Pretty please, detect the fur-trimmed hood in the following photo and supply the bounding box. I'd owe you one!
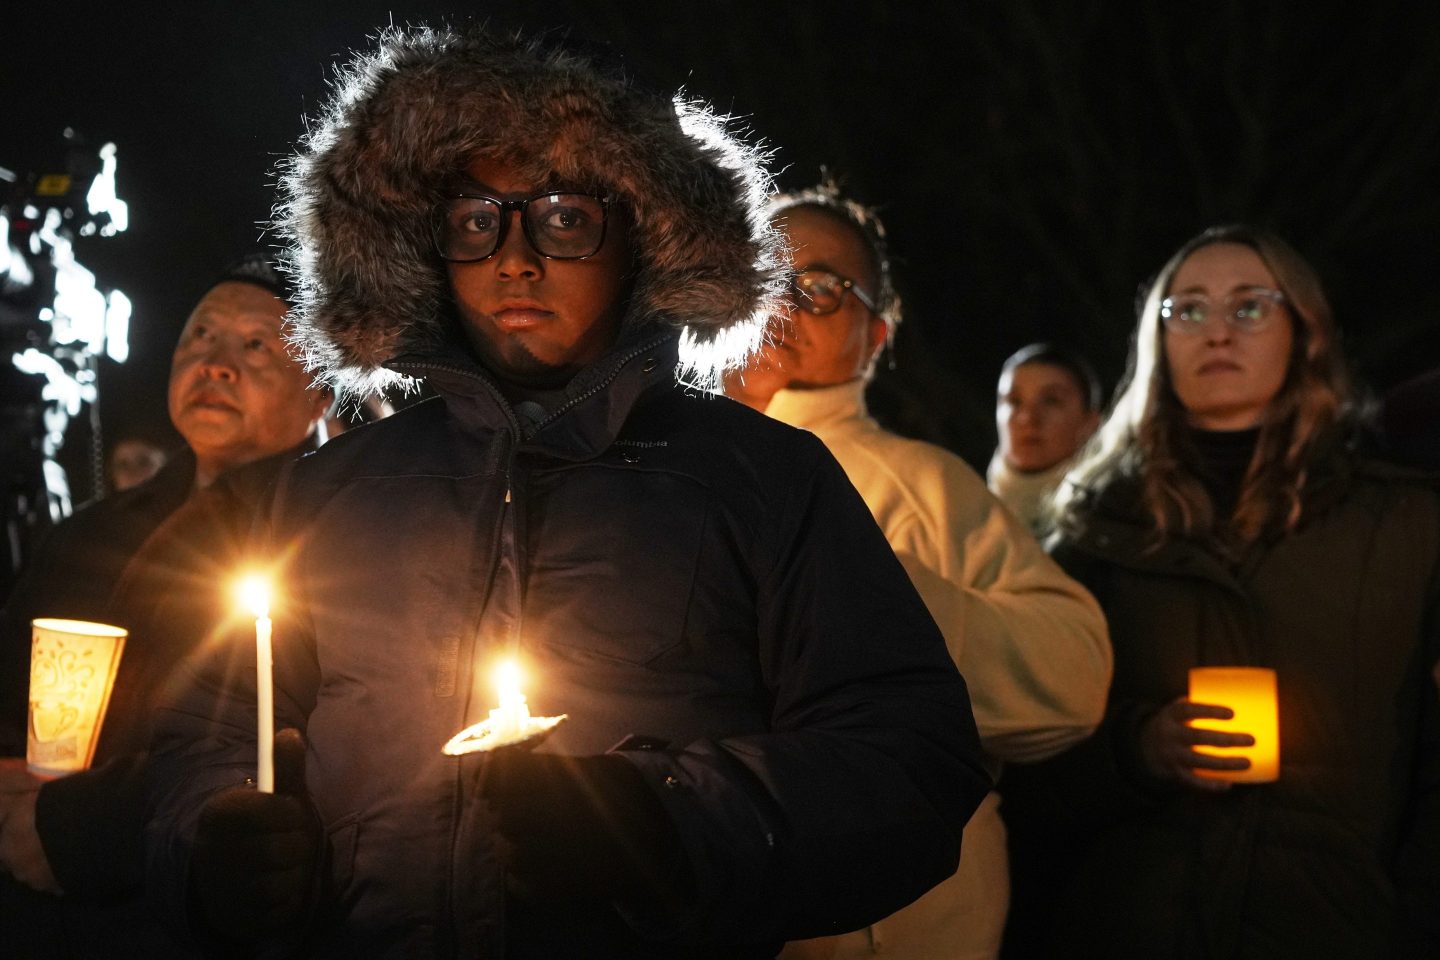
[275,25,787,397]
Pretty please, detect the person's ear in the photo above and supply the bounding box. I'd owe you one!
[865,316,888,366]
[310,385,336,424]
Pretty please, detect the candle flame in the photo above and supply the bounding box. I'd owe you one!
[493,658,525,705]
[237,575,271,620]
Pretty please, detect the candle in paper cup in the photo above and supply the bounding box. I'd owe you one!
[238,576,274,793]
[27,619,127,777]
[442,657,566,756]
[1188,666,1280,783]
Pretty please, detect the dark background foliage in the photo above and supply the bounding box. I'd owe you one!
[5,1,1437,493]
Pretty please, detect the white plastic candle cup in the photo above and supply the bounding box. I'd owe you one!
[27,618,127,777]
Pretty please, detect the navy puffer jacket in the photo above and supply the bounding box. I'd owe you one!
[148,333,988,958]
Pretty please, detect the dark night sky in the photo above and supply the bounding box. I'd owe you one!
[5,1,1439,498]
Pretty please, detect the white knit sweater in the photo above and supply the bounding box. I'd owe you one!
[985,451,1070,536]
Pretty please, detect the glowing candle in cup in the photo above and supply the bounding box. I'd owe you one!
[237,576,274,793]
[1188,667,1280,783]
[27,619,128,778]
[442,656,566,756]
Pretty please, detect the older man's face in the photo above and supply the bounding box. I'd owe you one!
[167,281,328,485]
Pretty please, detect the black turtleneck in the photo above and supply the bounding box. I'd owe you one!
[1182,425,1261,521]
[473,361,572,438]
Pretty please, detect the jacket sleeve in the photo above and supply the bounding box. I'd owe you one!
[998,536,1174,843]
[35,753,149,898]
[0,560,45,755]
[1393,532,1440,953]
[619,436,990,944]
[886,462,1111,764]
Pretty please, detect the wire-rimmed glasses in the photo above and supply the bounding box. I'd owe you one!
[1160,287,1287,335]
[784,268,879,315]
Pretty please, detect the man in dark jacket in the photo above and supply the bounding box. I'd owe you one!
[0,256,331,957]
[146,26,990,960]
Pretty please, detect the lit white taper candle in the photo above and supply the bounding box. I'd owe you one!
[238,576,274,793]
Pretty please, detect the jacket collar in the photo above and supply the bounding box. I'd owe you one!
[1064,476,1245,591]
[986,450,1070,530]
[386,330,681,462]
[103,446,197,521]
[208,439,319,503]
[762,379,871,432]
[985,450,1069,500]
[104,438,313,525]
[1067,446,1362,592]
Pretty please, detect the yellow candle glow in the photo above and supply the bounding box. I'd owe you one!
[237,575,274,793]
[1188,667,1280,783]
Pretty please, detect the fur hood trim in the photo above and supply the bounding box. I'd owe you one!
[275,25,787,397]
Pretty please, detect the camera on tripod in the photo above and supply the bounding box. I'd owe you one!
[2,128,130,597]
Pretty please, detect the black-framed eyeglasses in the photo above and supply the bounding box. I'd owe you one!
[431,192,611,262]
[1159,287,1287,335]
[785,268,878,316]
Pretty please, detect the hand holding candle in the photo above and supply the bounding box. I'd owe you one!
[237,576,274,793]
[1188,667,1280,783]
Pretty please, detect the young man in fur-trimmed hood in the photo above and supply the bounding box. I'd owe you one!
[146,26,988,959]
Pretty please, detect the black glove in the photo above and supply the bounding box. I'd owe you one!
[479,749,690,906]
[189,728,320,944]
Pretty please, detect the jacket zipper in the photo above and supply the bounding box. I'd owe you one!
[391,337,669,955]
[430,419,518,960]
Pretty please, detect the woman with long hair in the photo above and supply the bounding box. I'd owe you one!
[1002,225,1440,959]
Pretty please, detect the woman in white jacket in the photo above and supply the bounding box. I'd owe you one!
[727,182,1113,960]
